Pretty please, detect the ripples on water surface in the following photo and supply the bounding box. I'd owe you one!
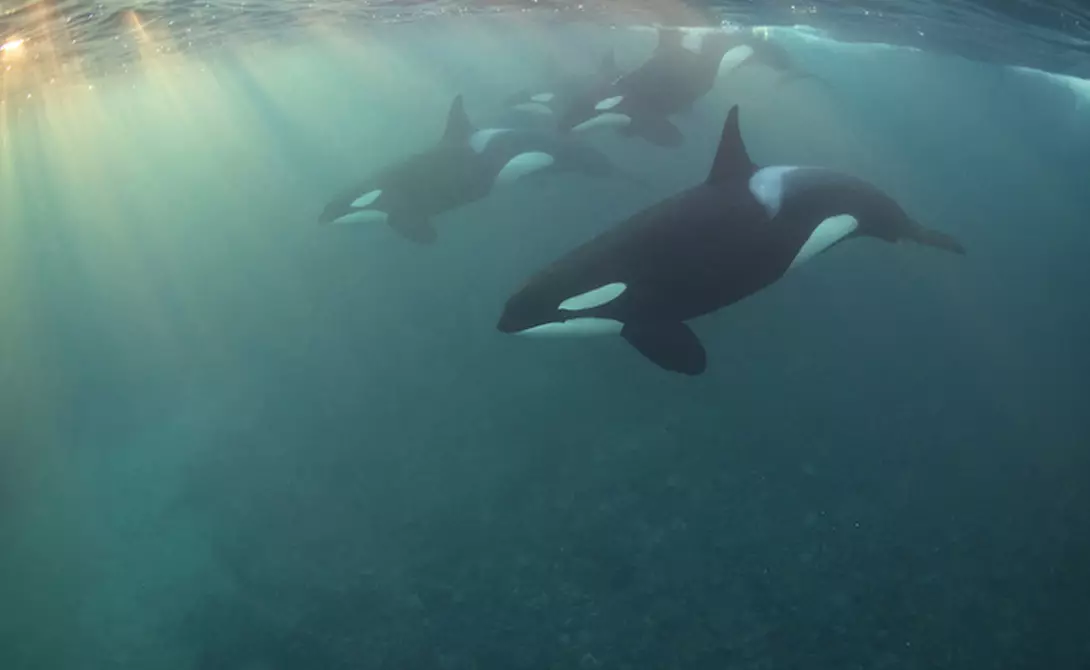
[1,0,1089,97]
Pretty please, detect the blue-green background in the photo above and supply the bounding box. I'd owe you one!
[1,17,1087,669]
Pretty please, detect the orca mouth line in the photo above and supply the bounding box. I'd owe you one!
[318,200,352,224]
[318,210,353,225]
[496,314,530,334]
[497,308,562,334]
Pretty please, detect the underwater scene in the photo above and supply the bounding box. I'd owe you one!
[1,0,1089,668]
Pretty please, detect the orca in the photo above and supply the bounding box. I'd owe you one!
[505,48,621,121]
[319,95,642,245]
[496,105,966,375]
[716,29,832,91]
[317,95,491,244]
[557,27,733,147]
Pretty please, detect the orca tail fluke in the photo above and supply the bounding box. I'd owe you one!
[909,225,967,256]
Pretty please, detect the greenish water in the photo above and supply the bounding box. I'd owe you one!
[1,15,1088,670]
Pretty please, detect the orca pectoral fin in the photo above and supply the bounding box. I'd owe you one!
[908,225,966,256]
[621,322,707,375]
[626,116,684,147]
[388,214,437,245]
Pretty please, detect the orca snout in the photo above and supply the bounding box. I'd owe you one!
[497,290,553,335]
[496,307,520,334]
[317,203,340,225]
[318,193,355,224]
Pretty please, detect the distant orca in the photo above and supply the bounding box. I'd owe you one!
[319,95,642,245]
[557,27,733,147]
[472,124,651,191]
[505,49,621,120]
[715,29,832,91]
[497,105,966,375]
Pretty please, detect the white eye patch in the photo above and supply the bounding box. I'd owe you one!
[558,282,627,311]
[595,95,624,111]
[350,189,382,208]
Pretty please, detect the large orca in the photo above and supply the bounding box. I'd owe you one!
[556,27,733,147]
[497,105,966,375]
[319,95,643,245]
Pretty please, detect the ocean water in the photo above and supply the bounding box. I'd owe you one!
[1,2,1088,669]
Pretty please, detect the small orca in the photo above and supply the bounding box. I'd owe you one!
[505,49,622,121]
[319,95,641,245]
[497,105,966,375]
[318,95,490,244]
[557,27,733,147]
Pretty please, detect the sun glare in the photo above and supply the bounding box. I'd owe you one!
[1,37,24,53]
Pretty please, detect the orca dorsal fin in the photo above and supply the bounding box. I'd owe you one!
[598,48,618,77]
[706,105,755,184]
[442,94,475,143]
